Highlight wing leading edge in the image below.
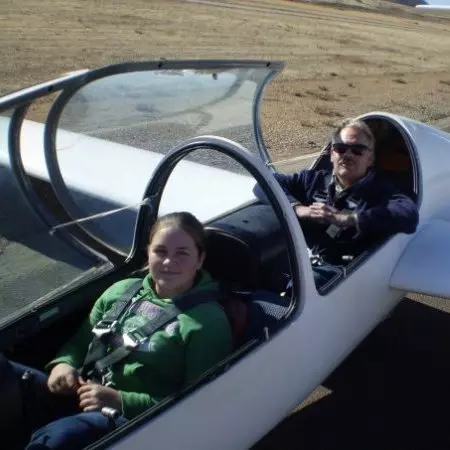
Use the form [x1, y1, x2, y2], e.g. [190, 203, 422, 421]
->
[390, 220, 450, 298]
[416, 3, 450, 10]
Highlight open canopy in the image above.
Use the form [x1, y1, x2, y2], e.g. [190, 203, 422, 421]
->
[0, 60, 284, 324]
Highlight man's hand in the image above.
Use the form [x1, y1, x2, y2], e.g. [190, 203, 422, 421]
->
[77, 380, 122, 412]
[293, 204, 315, 220]
[294, 202, 356, 228]
[309, 202, 339, 224]
[294, 202, 337, 224]
[47, 363, 81, 395]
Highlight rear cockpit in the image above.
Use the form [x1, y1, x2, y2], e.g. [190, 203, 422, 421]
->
[304, 114, 420, 291]
[364, 115, 419, 203]
[312, 115, 420, 204]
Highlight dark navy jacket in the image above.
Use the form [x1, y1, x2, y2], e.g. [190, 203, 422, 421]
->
[254, 168, 419, 265]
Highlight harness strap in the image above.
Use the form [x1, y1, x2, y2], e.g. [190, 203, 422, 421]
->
[83, 288, 226, 382]
[101, 279, 144, 324]
[80, 280, 143, 378]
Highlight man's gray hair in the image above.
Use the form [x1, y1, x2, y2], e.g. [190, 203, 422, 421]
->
[334, 118, 375, 151]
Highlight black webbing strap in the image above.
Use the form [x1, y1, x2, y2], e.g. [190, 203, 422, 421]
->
[80, 280, 143, 378]
[102, 280, 144, 324]
[95, 289, 223, 375]
[83, 288, 225, 381]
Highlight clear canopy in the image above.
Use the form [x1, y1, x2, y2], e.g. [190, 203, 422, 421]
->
[51, 64, 280, 253]
[0, 110, 103, 326]
[0, 61, 282, 323]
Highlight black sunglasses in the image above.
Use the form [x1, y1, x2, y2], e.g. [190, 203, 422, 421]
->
[331, 142, 371, 156]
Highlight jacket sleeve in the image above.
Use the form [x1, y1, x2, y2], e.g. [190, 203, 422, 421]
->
[184, 304, 232, 384]
[119, 391, 156, 419]
[357, 191, 419, 235]
[45, 318, 94, 371]
[253, 170, 309, 205]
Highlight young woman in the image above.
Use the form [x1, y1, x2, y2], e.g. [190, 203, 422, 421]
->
[9, 211, 232, 449]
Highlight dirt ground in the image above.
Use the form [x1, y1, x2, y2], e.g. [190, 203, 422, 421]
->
[1, 0, 450, 161]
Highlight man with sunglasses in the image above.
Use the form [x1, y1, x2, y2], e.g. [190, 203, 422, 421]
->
[254, 118, 419, 287]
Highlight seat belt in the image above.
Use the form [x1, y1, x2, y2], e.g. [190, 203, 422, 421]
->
[81, 285, 225, 384]
[80, 280, 143, 380]
[91, 280, 144, 339]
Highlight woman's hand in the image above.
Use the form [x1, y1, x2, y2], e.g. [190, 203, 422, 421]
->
[47, 363, 81, 395]
[77, 380, 122, 412]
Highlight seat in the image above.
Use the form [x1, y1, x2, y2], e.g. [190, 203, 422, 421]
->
[313, 118, 417, 202]
[219, 289, 292, 347]
[243, 290, 292, 342]
[219, 295, 249, 348]
[203, 208, 293, 345]
[204, 229, 260, 290]
[204, 204, 291, 293]
[365, 117, 417, 202]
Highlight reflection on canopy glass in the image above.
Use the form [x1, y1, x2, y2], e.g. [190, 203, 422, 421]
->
[57, 68, 270, 162]
[53, 66, 274, 254]
[0, 110, 102, 326]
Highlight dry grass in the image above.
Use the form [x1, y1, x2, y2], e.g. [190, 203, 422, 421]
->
[1, 0, 450, 160]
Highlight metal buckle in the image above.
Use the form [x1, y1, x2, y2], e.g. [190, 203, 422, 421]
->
[310, 255, 324, 266]
[122, 330, 145, 349]
[101, 369, 114, 387]
[281, 278, 292, 297]
[92, 320, 118, 338]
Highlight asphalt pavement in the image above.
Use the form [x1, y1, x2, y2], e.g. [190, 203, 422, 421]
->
[254, 293, 450, 450]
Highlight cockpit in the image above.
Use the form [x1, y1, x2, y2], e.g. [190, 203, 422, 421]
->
[0, 61, 421, 450]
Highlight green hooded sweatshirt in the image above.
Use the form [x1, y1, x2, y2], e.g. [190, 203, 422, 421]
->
[47, 270, 232, 418]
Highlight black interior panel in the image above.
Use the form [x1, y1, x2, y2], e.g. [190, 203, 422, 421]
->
[204, 203, 291, 293]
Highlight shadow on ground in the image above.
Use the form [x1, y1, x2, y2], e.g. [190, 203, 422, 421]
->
[254, 297, 450, 450]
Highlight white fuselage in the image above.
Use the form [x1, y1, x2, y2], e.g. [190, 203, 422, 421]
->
[3, 113, 450, 448]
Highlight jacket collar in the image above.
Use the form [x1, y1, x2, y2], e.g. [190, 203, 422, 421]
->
[329, 168, 376, 199]
[141, 269, 217, 301]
